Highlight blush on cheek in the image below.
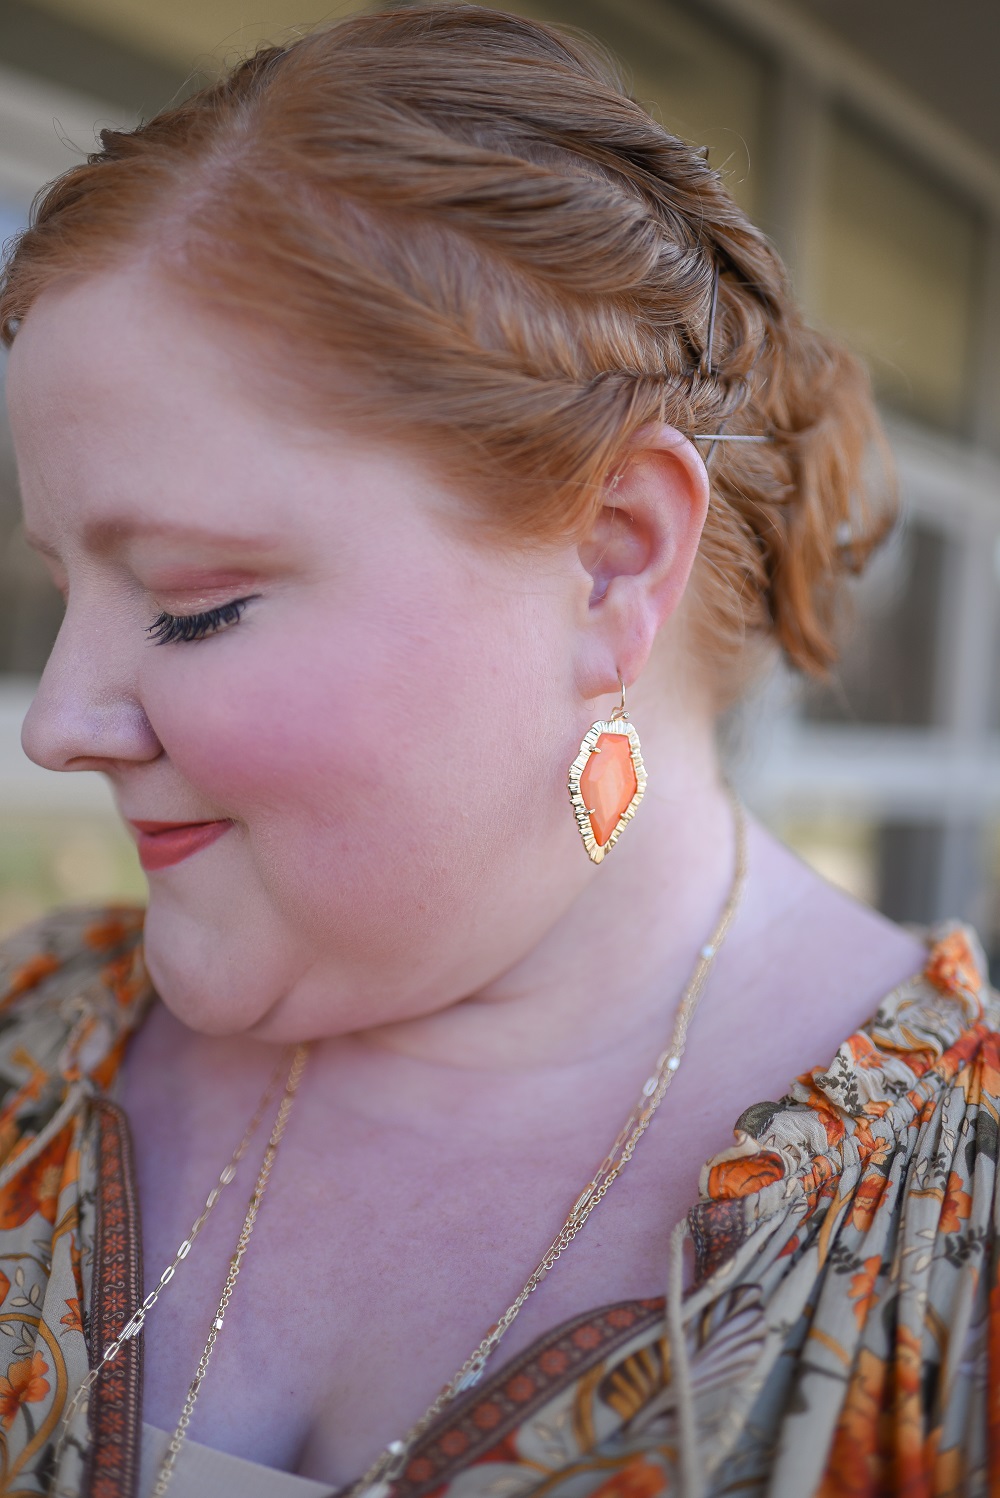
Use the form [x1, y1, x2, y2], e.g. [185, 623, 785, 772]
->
[139, 870, 316, 1036]
[144, 657, 498, 940]
[138, 575, 570, 1020]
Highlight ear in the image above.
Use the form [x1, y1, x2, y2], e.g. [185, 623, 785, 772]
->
[575, 425, 709, 698]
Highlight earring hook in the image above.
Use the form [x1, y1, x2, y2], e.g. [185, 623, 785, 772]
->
[611, 672, 628, 721]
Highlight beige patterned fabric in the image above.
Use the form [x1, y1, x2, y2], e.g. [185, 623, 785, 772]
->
[0, 908, 998, 1497]
[139, 1424, 335, 1497]
[0, 907, 149, 1498]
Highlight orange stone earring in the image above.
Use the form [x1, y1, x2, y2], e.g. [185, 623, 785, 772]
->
[568, 673, 647, 863]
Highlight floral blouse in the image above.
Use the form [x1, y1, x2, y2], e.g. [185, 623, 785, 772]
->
[0, 906, 997, 1498]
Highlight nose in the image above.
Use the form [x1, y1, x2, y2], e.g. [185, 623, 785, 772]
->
[21, 600, 162, 773]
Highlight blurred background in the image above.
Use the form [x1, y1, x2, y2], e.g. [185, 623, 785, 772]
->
[1, 0, 999, 967]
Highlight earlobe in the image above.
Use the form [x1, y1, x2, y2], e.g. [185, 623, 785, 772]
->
[576, 425, 710, 693]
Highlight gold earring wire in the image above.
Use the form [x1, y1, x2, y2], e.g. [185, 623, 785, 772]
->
[567, 672, 647, 863]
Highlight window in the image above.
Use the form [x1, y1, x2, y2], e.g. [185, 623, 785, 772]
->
[501, 0, 769, 215]
[813, 116, 983, 433]
[804, 516, 949, 728]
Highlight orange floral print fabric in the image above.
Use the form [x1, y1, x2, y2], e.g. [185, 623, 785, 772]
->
[0, 1352, 51, 1430]
[0, 906, 150, 1497]
[0, 910, 998, 1497]
[391, 922, 1000, 1498]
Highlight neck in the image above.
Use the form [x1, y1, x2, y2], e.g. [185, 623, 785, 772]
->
[146, 684, 749, 1127]
[357, 695, 738, 1076]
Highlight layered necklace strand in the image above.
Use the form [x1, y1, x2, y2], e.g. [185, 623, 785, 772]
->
[150, 1043, 311, 1495]
[51, 1045, 311, 1495]
[53, 796, 746, 1498]
[350, 795, 747, 1498]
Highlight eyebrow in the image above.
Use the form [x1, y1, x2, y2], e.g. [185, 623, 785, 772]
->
[24, 518, 285, 559]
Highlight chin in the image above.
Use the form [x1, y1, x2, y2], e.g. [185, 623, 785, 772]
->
[140, 892, 295, 1038]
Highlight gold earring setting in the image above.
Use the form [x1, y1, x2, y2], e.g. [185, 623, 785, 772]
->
[568, 675, 647, 863]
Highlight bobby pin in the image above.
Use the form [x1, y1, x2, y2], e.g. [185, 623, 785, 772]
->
[700, 262, 721, 377]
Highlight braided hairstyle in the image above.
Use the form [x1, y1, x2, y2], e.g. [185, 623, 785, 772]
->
[0, 3, 892, 701]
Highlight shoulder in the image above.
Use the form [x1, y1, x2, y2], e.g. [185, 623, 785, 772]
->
[732, 821, 931, 1080]
[688, 916, 1000, 1479]
[0, 905, 152, 1152]
[697, 908, 997, 1265]
[691, 820, 998, 1242]
[750, 818, 927, 981]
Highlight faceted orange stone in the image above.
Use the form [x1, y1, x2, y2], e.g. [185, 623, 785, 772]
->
[579, 732, 637, 846]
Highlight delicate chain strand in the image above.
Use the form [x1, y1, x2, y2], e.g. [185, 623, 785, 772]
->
[151, 1043, 310, 1495]
[349, 794, 748, 1498]
[54, 797, 745, 1498]
[50, 1045, 307, 1489]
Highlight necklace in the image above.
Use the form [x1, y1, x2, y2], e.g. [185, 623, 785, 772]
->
[150, 1044, 311, 1495]
[54, 795, 746, 1497]
[350, 795, 747, 1498]
[51, 1044, 311, 1494]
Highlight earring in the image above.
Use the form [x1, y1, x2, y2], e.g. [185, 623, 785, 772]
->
[568, 674, 647, 863]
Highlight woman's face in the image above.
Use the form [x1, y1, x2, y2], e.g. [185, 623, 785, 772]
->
[7, 269, 603, 1040]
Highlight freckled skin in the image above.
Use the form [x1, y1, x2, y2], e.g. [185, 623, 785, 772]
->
[6, 267, 927, 1483]
[9, 270, 601, 1042]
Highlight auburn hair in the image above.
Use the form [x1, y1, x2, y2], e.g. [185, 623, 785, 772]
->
[0, 3, 892, 699]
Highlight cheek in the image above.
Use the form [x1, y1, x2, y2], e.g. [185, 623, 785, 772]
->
[141, 584, 569, 946]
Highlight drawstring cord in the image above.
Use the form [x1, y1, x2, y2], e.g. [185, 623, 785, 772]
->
[667, 1217, 704, 1498]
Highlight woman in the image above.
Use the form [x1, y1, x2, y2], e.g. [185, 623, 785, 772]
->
[0, 6, 994, 1496]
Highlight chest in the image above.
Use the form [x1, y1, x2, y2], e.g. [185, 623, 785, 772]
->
[117, 933, 909, 1489]
[121, 1057, 733, 1486]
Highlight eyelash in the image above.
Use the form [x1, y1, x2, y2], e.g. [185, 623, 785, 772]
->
[146, 597, 255, 646]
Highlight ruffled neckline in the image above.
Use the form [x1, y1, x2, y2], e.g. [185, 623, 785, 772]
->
[689, 921, 997, 1284]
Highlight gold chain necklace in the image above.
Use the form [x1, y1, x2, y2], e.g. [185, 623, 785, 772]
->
[150, 1043, 310, 1494]
[350, 796, 747, 1498]
[51, 1044, 310, 1494]
[54, 796, 746, 1497]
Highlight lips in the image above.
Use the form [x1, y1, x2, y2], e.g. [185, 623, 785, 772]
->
[129, 819, 232, 872]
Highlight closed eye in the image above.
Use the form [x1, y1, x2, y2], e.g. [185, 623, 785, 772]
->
[146, 596, 257, 645]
